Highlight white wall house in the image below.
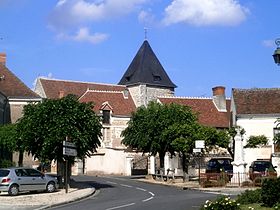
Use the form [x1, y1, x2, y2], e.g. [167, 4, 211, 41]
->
[231, 88, 280, 175]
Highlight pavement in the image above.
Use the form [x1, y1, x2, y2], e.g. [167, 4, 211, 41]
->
[0, 176, 258, 210]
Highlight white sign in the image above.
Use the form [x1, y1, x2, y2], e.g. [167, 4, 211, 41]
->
[195, 140, 205, 149]
[63, 141, 77, 156]
[193, 148, 201, 153]
[63, 147, 77, 156]
[63, 141, 76, 148]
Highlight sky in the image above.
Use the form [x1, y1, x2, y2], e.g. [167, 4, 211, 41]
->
[0, 0, 280, 98]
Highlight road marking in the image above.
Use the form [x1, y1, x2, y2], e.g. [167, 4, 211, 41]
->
[149, 192, 155, 196]
[120, 184, 132, 188]
[136, 187, 146, 191]
[106, 181, 117, 185]
[142, 196, 154, 202]
[106, 203, 135, 210]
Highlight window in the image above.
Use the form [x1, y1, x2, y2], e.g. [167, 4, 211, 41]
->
[273, 128, 280, 153]
[153, 75, 161, 82]
[102, 110, 110, 124]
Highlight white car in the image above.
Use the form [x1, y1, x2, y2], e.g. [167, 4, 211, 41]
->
[0, 167, 58, 196]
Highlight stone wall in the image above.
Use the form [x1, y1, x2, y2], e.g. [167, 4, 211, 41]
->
[128, 85, 174, 107]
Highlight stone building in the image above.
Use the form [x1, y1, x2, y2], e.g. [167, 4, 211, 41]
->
[0, 53, 41, 166]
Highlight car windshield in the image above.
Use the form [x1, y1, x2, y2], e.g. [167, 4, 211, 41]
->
[253, 162, 274, 172]
[0, 169, 10, 177]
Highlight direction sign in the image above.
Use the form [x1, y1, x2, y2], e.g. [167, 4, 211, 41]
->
[63, 141, 77, 156]
[63, 147, 77, 156]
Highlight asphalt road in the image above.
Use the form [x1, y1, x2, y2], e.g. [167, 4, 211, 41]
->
[51, 176, 219, 210]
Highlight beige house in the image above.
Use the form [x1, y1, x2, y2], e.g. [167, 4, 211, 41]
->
[0, 53, 41, 166]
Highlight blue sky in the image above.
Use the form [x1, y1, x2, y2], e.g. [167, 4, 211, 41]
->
[0, 0, 280, 97]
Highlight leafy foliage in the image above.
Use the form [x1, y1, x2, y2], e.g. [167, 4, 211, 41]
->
[121, 102, 198, 166]
[17, 94, 102, 162]
[244, 135, 268, 148]
[0, 124, 18, 152]
[261, 177, 280, 207]
[200, 196, 240, 210]
[236, 189, 262, 204]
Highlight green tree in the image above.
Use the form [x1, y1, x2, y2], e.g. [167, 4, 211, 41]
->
[168, 124, 231, 179]
[0, 124, 19, 166]
[121, 101, 198, 168]
[244, 135, 268, 148]
[17, 94, 102, 170]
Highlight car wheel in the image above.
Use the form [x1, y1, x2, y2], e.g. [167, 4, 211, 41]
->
[8, 184, 19, 196]
[46, 181, 56, 193]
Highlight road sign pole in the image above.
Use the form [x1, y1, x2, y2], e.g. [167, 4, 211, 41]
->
[65, 159, 68, 193]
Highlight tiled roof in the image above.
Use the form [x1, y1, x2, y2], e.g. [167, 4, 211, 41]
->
[118, 40, 177, 89]
[79, 90, 136, 116]
[233, 88, 280, 115]
[158, 97, 230, 128]
[37, 78, 127, 99]
[0, 64, 40, 98]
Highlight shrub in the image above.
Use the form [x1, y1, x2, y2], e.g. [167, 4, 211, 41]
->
[261, 177, 280, 207]
[236, 189, 262, 204]
[0, 159, 15, 168]
[274, 203, 280, 210]
[200, 196, 240, 210]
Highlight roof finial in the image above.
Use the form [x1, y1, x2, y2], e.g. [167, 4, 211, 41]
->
[144, 27, 148, 40]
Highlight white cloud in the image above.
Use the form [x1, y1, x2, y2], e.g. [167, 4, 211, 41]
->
[49, 0, 148, 29]
[138, 10, 156, 26]
[162, 0, 249, 27]
[57, 27, 109, 44]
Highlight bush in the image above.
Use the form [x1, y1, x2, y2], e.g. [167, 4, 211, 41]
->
[200, 196, 240, 210]
[0, 159, 15, 168]
[261, 177, 280, 207]
[236, 189, 262, 204]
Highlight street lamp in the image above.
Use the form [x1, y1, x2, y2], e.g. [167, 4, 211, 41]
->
[273, 38, 280, 65]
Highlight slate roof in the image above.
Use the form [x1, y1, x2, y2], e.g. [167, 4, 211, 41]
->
[232, 88, 280, 115]
[79, 90, 136, 116]
[118, 40, 177, 89]
[0, 63, 40, 99]
[158, 97, 230, 128]
[37, 78, 127, 99]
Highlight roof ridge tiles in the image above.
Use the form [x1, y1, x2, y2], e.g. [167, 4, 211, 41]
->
[158, 95, 212, 100]
[39, 77, 125, 87]
[86, 89, 124, 94]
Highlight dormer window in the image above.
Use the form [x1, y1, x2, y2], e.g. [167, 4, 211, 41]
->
[153, 75, 161, 82]
[102, 110, 110, 124]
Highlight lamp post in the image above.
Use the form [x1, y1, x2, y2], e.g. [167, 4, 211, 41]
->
[273, 38, 280, 65]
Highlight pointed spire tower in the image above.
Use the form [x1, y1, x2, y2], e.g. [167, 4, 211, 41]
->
[118, 40, 176, 107]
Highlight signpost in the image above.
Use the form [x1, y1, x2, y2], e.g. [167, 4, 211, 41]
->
[194, 140, 205, 184]
[63, 140, 77, 193]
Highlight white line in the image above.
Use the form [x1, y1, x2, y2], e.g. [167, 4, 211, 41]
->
[106, 203, 135, 210]
[120, 184, 132, 188]
[136, 187, 146, 191]
[149, 192, 155, 196]
[106, 181, 117, 185]
[142, 196, 154, 202]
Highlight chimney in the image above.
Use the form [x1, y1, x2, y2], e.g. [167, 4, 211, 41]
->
[212, 86, 227, 112]
[59, 90, 65, 99]
[0, 53, 6, 65]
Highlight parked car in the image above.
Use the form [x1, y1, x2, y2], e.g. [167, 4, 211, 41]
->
[249, 160, 277, 180]
[0, 167, 58, 196]
[206, 157, 233, 174]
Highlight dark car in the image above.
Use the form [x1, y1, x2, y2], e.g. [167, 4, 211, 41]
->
[206, 157, 233, 174]
[249, 160, 277, 180]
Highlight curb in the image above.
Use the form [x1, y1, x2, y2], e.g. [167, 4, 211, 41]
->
[35, 187, 96, 210]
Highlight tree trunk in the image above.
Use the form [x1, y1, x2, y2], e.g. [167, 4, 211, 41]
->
[182, 153, 190, 182]
[18, 151, 23, 167]
[159, 152, 165, 174]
